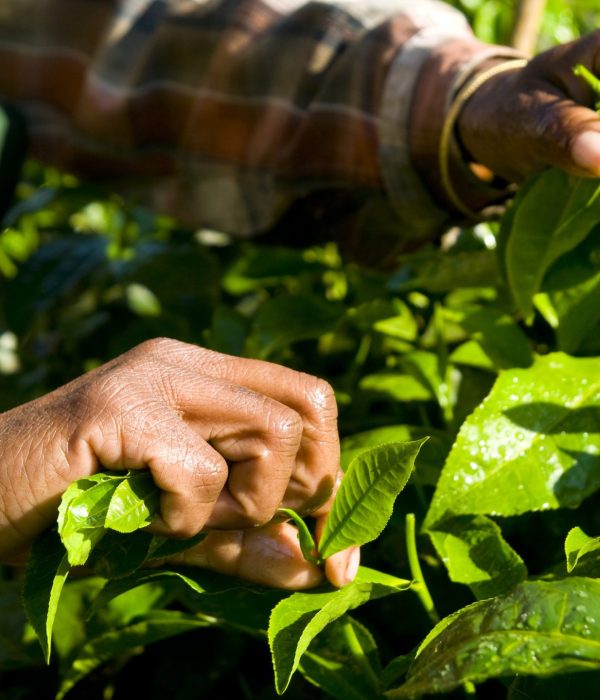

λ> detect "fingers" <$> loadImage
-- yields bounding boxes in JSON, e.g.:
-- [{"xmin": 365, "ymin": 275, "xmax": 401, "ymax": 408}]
[
  {"xmin": 314, "ymin": 512, "xmax": 360, "ymax": 588},
  {"xmin": 135, "ymin": 362, "xmax": 305, "ymax": 528},
  {"xmin": 163, "ymin": 519, "xmax": 360, "ymax": 590},
  {"xmin": 456, "ymin": 31, "xmax": 600, "ymax": 182},
  {"xmin": 146, "ymin": 340, "xmax": 340, "ymax": 516},
  {"xmin": 165, "ymin": 522, "xmax": 324, "ymax": 590},
  {"xmin": 85, "ymin": 405, "xmax": 228, "ymax": 538},
  {"xmin": 1, "ymin": 336, "xmax": 341, "ymax": 570}
]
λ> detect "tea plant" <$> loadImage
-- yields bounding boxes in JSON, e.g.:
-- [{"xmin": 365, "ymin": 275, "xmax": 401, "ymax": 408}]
[
  {"xmin": 0, "ymin": 152, "xmax": 596, "ymax": 698},
  {"xmin": 2, "ymin": 18, "xmax": 600, "ymax": 700}
]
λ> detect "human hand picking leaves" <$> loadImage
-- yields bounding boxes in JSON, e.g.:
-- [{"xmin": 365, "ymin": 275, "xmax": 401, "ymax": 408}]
[
  {"xmin": 457, "ymin": 30, "xmax": 600, "ymax": 183},
  {"xmin": 0, "ymin": 338, "xmax": 357, "ymax": 589}
]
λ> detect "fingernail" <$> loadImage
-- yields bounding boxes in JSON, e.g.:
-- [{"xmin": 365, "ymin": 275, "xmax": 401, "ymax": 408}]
[
  {"xmin": 572, "ymin": 131, "xmax": 600, "ymax": 173},
  {"xmin": 344, "ymin": 547, "xmax": 360, "ymax": 585}
]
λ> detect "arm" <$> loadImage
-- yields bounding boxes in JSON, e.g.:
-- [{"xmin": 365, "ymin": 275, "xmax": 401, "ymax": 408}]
[
  {"xmin": 3, "ymin": 2, "xmax": 600, "ymax": 265},
  {"xmin": 0, "ymin": 0, "xmax": 522, "ymax": 267}
]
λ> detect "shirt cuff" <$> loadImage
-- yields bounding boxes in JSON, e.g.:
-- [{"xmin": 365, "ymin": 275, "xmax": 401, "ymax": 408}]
[{"xmin": 380, "ymin": 16, "xmax": 525, "ymax": 241}]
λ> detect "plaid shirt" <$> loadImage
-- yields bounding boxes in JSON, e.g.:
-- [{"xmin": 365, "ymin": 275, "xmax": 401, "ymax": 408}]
[{"xmin": 0, "ymin": 0, "xmax": 521, "ymax": 264}]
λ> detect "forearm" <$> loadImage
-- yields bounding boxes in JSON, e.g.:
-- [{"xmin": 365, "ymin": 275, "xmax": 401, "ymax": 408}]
[{"xmin": 0, "ymin": 0, "xmax": 522, "ymax": 262}]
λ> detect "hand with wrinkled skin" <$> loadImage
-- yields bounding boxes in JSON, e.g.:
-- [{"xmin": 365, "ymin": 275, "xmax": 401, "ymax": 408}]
[
  {"xmin": 0, "ymin": 338, "xmax": 358, "ymax": 589},
  {"xmin": 458, "ymin": 30, "xmax": 600, "ymax": 183}
]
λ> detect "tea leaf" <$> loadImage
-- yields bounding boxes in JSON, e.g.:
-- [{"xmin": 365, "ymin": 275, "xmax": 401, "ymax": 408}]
[
  {"xmin": 425, "ymin": 353, "xmax": 600, "ymax": 528},
  {"xmin": 87, "ymin": 530, "xmax": 153, "ymax": 578},
  {"xmin": 299, "ymin": 616, "xmax": 384, "ymax": 700},
  {"xmin": 428, "ymin": 515, "xmax": 527, "ymax": 599},
  {"xmin": 565, "ymin": 527, "xmax": 600, "ymax": 574},
  {"xmin": 56, "ymin": 611, "xmax": 211, "ymax": 699},
  {"xmin": 319, "ymin": 440, "xmax": 426, "ymax": 559},
  {"xmin": 58, "ymin": 476, "xmax": 122, "ymax": 566},
  {"xmin": 269, "ymin": 567, "xmax": 410, "ymax": 694},
  {"xmin": 23, "ymin": 528, "xmax": 70, "ymax": 663},
  {"xmin": 388, "ymin": 578, "xmax": 600, "ymax": 698},
  {"xmin": 104, "ymin": 471, "xmax": 160, "ymax": 533},
  {"xmin": 504, "ymin": 169, "xmax": 600, "ymax": 320}
]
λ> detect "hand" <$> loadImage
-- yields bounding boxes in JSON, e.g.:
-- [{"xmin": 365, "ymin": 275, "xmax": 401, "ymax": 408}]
[
  {"xmin": 458, "ymin": 30, "xmax": 600, "ymax": 182},
  {"xmin": 0, "ymin": 338, "xmax": 358, "ymax": 588}
]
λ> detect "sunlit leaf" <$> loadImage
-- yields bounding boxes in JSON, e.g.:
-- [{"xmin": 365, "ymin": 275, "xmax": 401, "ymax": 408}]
[
  {"xmin": 425, "ymin": 353, "xmax": 600, "ymax": 528},
  {"xmin": 388, "ymin": 578, "xmax": 600, "ymax": 698},
  {"xmin": 319, "ymin": 440, "xmax": 426, "ymax": 559},
  {"xmin": 269, "ymin": 567, "xmax": 410, "ymax": 694}
]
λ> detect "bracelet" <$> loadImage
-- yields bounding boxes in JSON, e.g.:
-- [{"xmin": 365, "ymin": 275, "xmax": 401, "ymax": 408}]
[{"xmin": 438, "ymin": 58, "xmax": 529, "ymax": 219}]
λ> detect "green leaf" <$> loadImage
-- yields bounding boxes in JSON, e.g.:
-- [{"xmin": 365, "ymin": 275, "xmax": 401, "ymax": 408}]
[
  {"xmin": 278, "ymin": 508, "xmax": 321, "ymax": 565},
  {"xmin": 319, "ymin": 440, "xmax": 426, "ymax": 559},
  {"xmin": 58, "ymin": 477, "xmax": 122, "ymax": 566},
  {"xmin": 269, "ymin": 567, "xmax": 410, "ymax": 694},
  {"xmin": 5, "ymin": 235, "xmax": 108, "ymax": 334},
  {"xmin": 388, "ymin": 578, "xmax": 600, "ymax": 698},
  {"xmin": 427, "ymin": 515, "xmax": 527, "ymax": 599},
  {"xmin": 250, "ymin": 294, "xmax": 342, "ymax": 359},
  {"xmin": 56, "ymin": 611, "xmax": 211, "ymax": 700},
  {"xmin": 65, "ymin": 476, "xmax": 125, "ymax": 530},
  {"xmin": 146, "ymin": 532, "xmax": 207, "ymax": 561},
  {"xmin": 87, "ymin": 530, "xmax": 153, "ymax": 578},
  {"xmin": 341, "ymin": 425, "xmax": 450, "ymax": 485},
  {"xmin": 299, "ymin": 616, "xmax": 384, "ymax": 700},
  {"xmin": 504, "ymin": 169, "xmax": 600, "ymax": 319},
  {"xmin": 565, "ymin": 527, "xmax": 600, "ymax": 574},
  {"xmin": 425, "ymin": 353, "xmax": 600, "ymax": 528},
  {"xmin": 389, "ymin": 249, "xmax": 500, "ymax": 293},
  {"xmin": 222, "ymin": 245, "xmax": 323, "ymax": 295},
  {"xmin": 372, "ymin": 299, "xmax": 418, "ymax": 342},
  {"xmin": 22, "ymin": 528, "xmax": 70, "ymax": 663},
  {"xmin": 537, "ymin": 270, "xmax": 600, "ymax": 353},
  {"xmin": 104, "ymin": 471, "xmax": 160, "ymax": 533},
  {"xmin": 359, "ymin": 372, "xmax": 433, "ymax": 402},
  {"xmin": 451, "ymin": 307, "xmax": 533, "ymax": 369},
  {"xmin": 89, "ymin": 566, "xmax": 265, "ymax": 620}
]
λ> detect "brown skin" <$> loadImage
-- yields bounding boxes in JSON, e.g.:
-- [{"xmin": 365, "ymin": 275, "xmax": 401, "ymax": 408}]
[
  {"xmin": 0, "ymin": 338, "xmax": 356, "ymax": 589},
  {"xmin": 458, "ymin": 30, "xmax": 600, "ymax": 183}
]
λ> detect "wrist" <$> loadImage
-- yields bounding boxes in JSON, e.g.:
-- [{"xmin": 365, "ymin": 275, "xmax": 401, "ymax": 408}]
[{"xmin": 409, "ymin": 41, "xmax": 527, "ymax": 221}]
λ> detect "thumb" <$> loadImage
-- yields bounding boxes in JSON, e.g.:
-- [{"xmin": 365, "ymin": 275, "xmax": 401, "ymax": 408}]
[
  {"xmin": 162, "ymin": 522, "xmax": 324, "ymax": 590},
  {"xmin": 569, "ymin": 122, "xmax": 600, "ymax": 176}
]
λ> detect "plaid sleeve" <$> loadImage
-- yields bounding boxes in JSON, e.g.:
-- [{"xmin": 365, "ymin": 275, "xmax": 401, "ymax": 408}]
[{"xmin": 0, "ymin": 0, "xmax": 521, "ymax": 263}]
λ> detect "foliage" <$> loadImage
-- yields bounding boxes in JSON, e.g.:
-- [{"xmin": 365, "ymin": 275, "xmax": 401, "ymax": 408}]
[{"xmin": 2, "ymin": 3, "xmax": 600, "ymax": 699}]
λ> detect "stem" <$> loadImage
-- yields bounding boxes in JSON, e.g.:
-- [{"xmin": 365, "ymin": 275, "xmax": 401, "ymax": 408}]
[
  {"xmin": 341, "ymin": 619, "xmax": 380, "ymax": 689},
  {"xmin": 405, "ymin": 513, "xmax": 439, "ymax": 625},
  {"xmin": 573, "ymin": 64, "xmax": 600, "ymax": 111},
  {"xmin": 354, "ymin": 333, "xmax": 372, "ymax": 368}
]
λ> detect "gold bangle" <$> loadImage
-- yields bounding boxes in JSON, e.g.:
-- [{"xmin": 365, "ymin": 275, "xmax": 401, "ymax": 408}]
[{"xmin": 439, "ymin": 58, "xmax": 529, "ymax": 219}]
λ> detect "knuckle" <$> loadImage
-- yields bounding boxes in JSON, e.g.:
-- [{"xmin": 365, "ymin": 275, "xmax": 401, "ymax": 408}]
[
  {"xmin": 300, "ymin": 375, "xmax": 338, "ymax": 425},
  {"xmin": 188, "ymin": 451, "xmax": 228, "ymax": 497},
  {"xmin": 268, "ymin": 406, "xmax": 304, "ymax": 445},
  {"xmin": 132, "ymin": 337, "xmax": 183, "ymax": 362}
]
